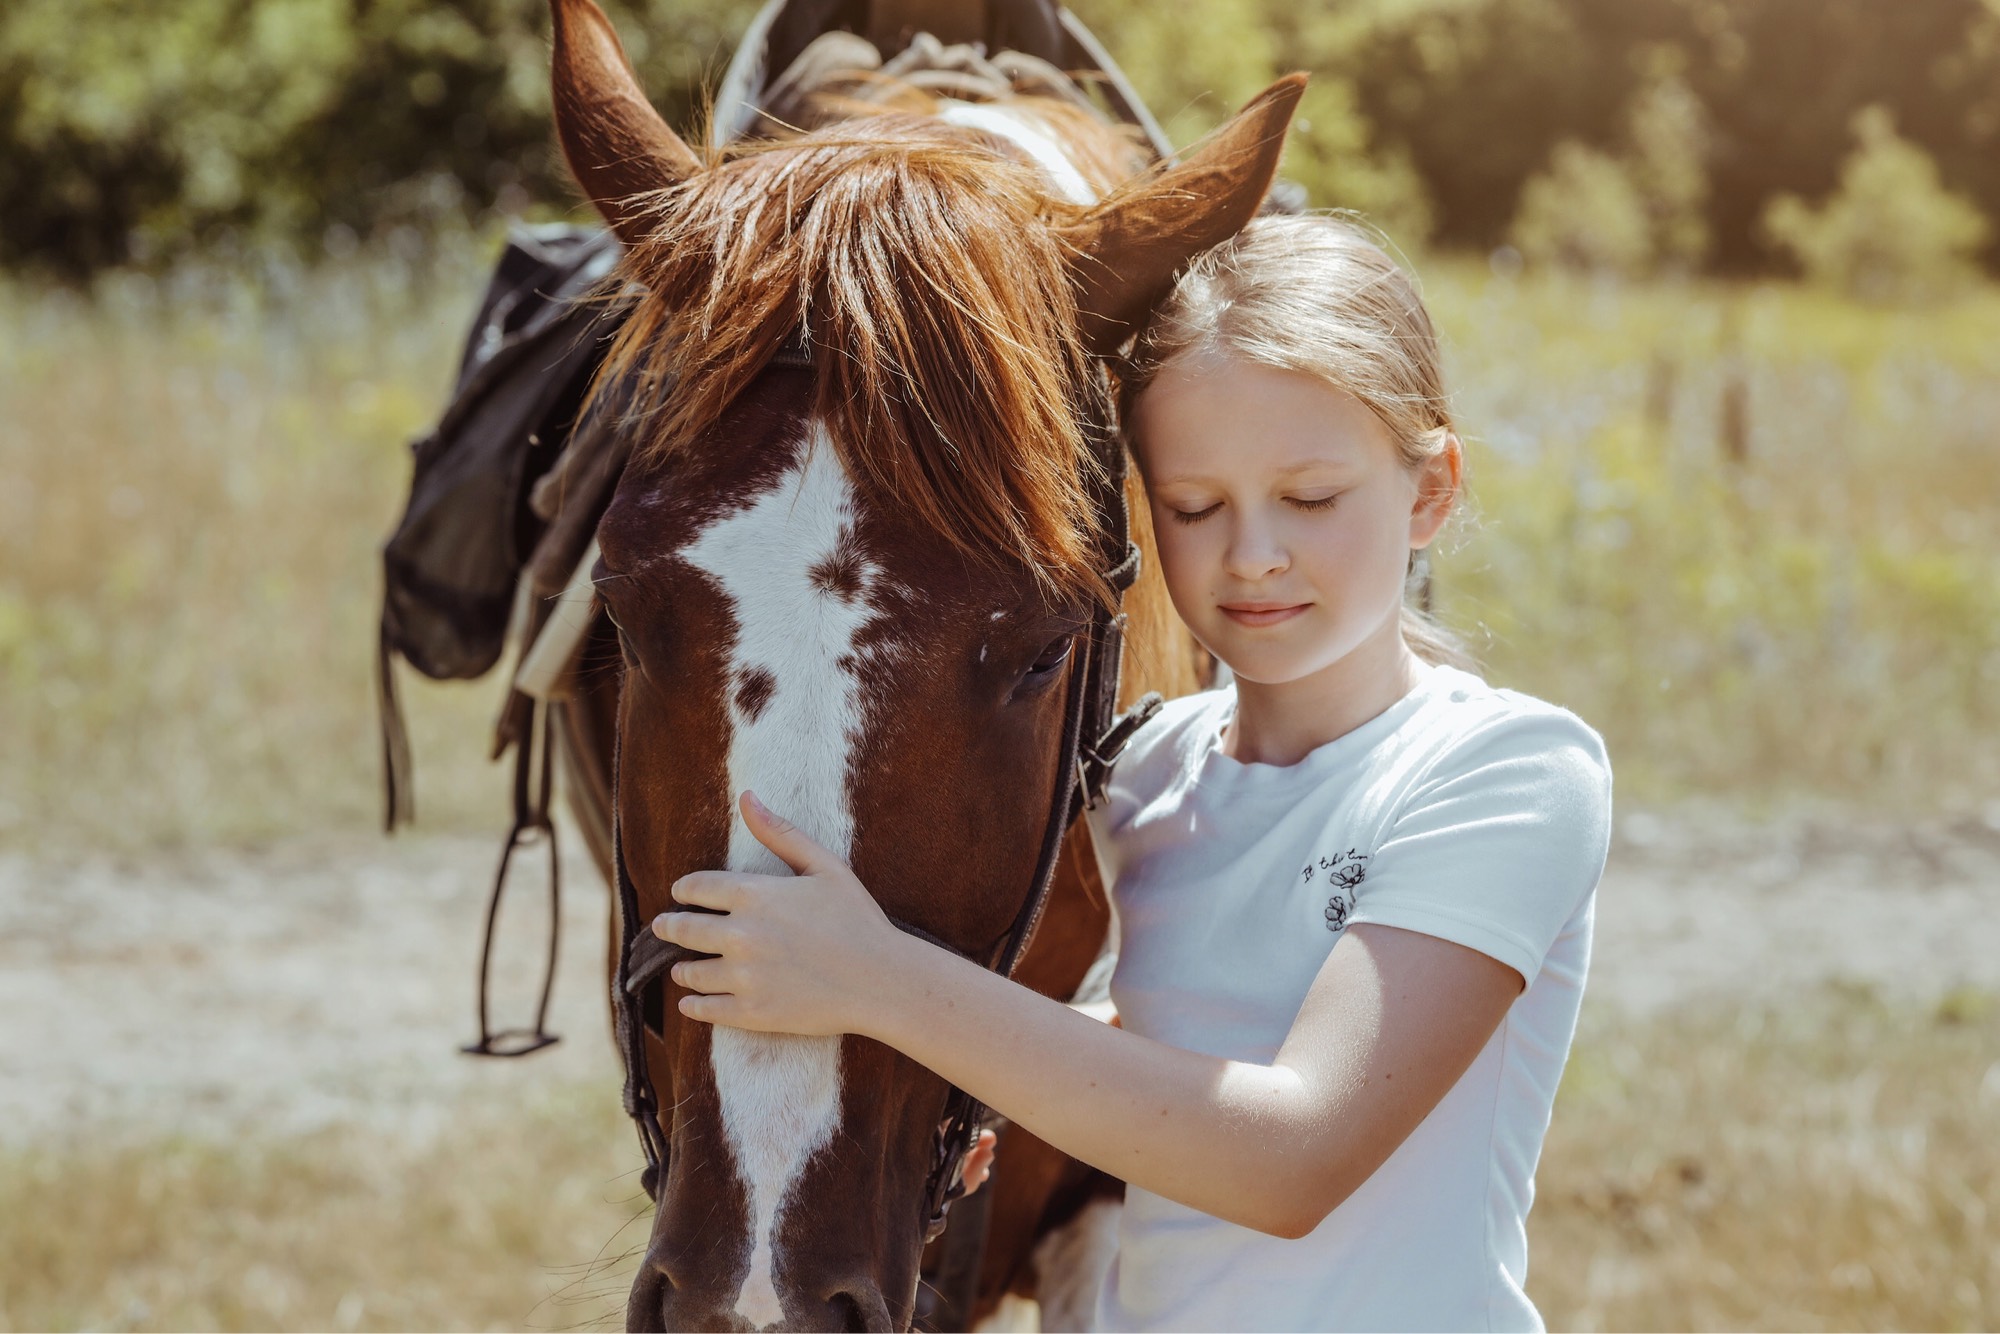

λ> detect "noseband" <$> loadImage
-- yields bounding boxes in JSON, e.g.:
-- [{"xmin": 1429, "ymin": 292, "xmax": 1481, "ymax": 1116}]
[{"xmin": 608, "ymin": 328, "xmax": 1160, "ymax": 1266}]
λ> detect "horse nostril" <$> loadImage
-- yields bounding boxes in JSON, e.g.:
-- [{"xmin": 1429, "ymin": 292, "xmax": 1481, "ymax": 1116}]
[
  {"xmin": 625, "ymin": 1258, "xmax": 674, "ymax": 1333},
  {"xmin": 826, "ymin": 1287, "xmax": 885, "ymax": 1333}
]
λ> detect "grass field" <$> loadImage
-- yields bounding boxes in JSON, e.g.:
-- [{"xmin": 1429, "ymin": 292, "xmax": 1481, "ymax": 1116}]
[
  {"xmin": 2, "ymin": 241, "xmax": 1996, "ymax": 1331},
  {"xmin": 0, "ymin": 241, "xmax": 514, "ymax": 849},
  {"xmin": 3, "ymin": 240, "xmax": 1996, "ymax": 853},
  {"xmin": 0, "ymin": 1080, "xmax": 646, "ymax": 1332},
  {"xmin": 1425, "ymin": 261, "xmax": 2000, "ymax": 813},
  {"xmin": 1532, "ymin": 987, "xmax": 2000, "ymax": 1331},
  {"xmin": 3, "ymin": 987, "xmax": 1993, "ymax": 1332}
]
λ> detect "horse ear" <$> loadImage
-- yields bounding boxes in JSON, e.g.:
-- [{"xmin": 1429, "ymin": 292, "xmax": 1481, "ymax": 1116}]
[
  {"xmin": 549, "ymin": 0, "xmax": 702, "ymax": 246},
  {"xmin": 1057, "ymin": 74, "xmax": 1307, "ymax": 356}
]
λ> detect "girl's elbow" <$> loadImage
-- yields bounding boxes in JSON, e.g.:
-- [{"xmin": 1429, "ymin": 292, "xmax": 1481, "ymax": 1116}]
[
  {"xmin": 1252, "ymin": 1210, "xmax": 1318, "ymax": 1241},
  {"xmin": 1243, "ymin": 1202, "xmax": 1327, "ymax": 1240},
  {"xmin": 1241, "ymin": 1175, "xmax": 1356, "ymax": 1240}
]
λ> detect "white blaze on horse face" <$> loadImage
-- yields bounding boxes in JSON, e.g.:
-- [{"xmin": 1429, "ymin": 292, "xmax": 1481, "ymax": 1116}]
[
  {"xmin": 939, "ymin": 102, "xmax": 1100, "ymax": 205},
  {"xmin": 677, "ymin": 425, "xmax": 886, "ymax": 1329}
]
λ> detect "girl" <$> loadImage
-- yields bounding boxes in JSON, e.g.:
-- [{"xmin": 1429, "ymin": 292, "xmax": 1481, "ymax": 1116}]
[{"xmin": 657, "ymin": 215, "xmax": 1613, "ymax": 1332}]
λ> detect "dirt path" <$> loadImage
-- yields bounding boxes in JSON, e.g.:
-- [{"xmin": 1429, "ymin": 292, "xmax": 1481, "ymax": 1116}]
[
  {"xmin": 1, "ymin": 831, "xmax": 620, "ymax": 1146},
  {"xmin": 1589, "ymin": 804, "xmax": 2000, "ymax": 1014},
  {"xmin": 7, "ymin": 807, "xmax": 1999, "ymax": 1145}
]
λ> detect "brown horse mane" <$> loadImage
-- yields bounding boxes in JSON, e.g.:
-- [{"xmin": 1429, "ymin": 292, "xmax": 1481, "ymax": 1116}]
[{"xmin": 596, "ymin": 96, "xmax": 1148, "ymax": 607}]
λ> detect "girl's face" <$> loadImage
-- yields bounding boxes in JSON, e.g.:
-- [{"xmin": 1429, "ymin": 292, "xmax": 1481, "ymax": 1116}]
[{"xmin": 1131, "ymin": 352, "xmax": 1457, "ymax": 687}]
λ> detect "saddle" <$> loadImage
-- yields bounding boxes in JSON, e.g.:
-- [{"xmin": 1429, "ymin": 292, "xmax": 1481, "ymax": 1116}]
[{"xmin": 375, "ymin": 223, "xmax": 621, "ymax": 828}]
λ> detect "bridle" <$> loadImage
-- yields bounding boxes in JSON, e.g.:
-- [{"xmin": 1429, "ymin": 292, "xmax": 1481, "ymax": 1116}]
[{"xmin": 608, "ymin": 325, "xmax": 1160, "ymax": 1270}]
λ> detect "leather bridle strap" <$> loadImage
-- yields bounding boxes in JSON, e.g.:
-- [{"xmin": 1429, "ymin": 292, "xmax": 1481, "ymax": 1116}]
[
  {"xmin": 611, "ymin": 753, "xmax": 673, "ymax": 1202},
  {"xmin": 918, "ymin": 599, "xmax": 1095, "ymax": 1242}
]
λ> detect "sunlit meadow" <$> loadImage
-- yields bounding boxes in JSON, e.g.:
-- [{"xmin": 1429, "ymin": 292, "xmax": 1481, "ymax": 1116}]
[
  {"xmin": 3, "ymin": 240, "xmax": 1997, "ymax": 1331},
  {"xmin": 4, "ymin": 242, "xmax": 1995, "ymax": 852},
  {"xmin": 0, "ymin": 236, "xmax": 513, "ymax": 850},
  {"xmin": 1426, "ymin": 259, "xmax": 2000, "ymax": 812}
]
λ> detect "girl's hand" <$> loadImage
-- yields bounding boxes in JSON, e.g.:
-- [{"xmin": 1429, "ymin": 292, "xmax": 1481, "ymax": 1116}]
[
  {"xmin": 654, "ymin": 790, "xmax": 900, "ymax": 1037},
  {"xmin": 962, "ymin": 1128, "xmax": 998, "ymax": 1197}
]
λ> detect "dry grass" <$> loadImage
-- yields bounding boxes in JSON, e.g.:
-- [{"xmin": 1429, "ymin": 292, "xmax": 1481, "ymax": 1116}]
[
  {"xmin": 1421, "ymin": 262, "xmax": 2000, "ymax": 813},
  {"xmin": 2, "ymin": 990, "xmax": 1991, "ymax": 1331},
  {"xmin": 0, "ymin": 1081, "xmax": 646, "ymax": 1333},
  {"xmin": 3, "ymin": 244, "xmax": 1997, "ymax": 840},
  {"xmin": 1530, "ymin": 987, "xmax": 2000, "ymax": 1331},
  {"xmin": 0, "ymin": 239, "xmax": 514, "ymax": 851},
  {"xmin": 5, "ymin": 244, "xmax": 1994, "ymax": 1332}
]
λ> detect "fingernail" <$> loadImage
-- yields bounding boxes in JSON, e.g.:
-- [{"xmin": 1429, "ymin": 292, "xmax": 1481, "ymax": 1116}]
[
  {"xmin": 743, "ymin": 790, "xmax": 766, "ymax": 815},
  {"xmin": 669, "ymin": 963, "xmax": 684, "ymax": 986},
  {"xmin": 652, "ymin": 913, "xmax": 671, "ymax": 939}
]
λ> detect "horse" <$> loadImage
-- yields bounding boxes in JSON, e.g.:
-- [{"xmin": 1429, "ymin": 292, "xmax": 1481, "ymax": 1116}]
[{"xmin": 536, "ymin": 1, "xmax": 1301, "ymax": 1326}]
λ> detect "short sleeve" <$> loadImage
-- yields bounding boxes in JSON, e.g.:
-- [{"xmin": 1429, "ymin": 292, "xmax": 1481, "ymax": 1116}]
[{"xmin": 1345, "ymin": 708, "xmax": 1613, "ymax": 985}]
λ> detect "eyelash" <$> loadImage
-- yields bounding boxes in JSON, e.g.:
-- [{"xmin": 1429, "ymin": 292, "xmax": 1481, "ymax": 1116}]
[{"xmin": 1168, "ymin": 495, "xmax": 1341, "ymax": 525}]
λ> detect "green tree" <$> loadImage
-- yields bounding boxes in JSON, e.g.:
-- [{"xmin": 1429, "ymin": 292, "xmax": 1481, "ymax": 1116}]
[
  {"xmin": 1761, "ymin": 105, "xmax": 1990, "ymax": 303},
  {"xmin": 0, "ymin": 0, "xmax": 754, "ymax": 277},
  {"xmin": 1284, "ymin": 79, "xmax": 1434, "ymax": 249},
  {"xmin": 1508, "ymin": 141, "xmax": 1654, "ymax": 276},
  {"xmin": 1508, "ymin": 60, "xmax": 1710, "ymax": 278},
  {"xmin": 1335, "ymin": 0, "xmax": 2000, "ymax": 275},
  {"xmin": 1624, "ymin": 65, "xmax": 1710, "ymax": 273},
  {"xmin": 1084, "ymin": 0, "xmax": 1432, "ymax": 245},
  {"xmin": 7, "ymin": 0, "xmax": 2000, "ymax": 279}
]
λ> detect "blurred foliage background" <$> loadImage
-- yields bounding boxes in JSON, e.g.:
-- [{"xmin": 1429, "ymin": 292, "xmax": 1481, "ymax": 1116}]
[{"xmin": 5, "ymin": 0, "xmax": 2000, "ymax": 285}]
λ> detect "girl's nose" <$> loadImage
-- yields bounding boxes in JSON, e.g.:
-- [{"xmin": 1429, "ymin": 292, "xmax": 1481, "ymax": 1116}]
[{"xmin": 1222, "ymin": 521, "xmax": 1290, "ymax": 581}]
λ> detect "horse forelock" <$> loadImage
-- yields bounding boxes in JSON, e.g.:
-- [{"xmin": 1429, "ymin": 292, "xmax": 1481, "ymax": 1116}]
[{"xmin": 597, "ymin": 111, "xmax": 1116, "ymax": 610}]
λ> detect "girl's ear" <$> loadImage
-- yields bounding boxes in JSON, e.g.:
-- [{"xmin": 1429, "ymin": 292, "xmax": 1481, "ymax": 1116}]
[{"xmin": 1409, "ymin": 434, "xmax": 1462, "ymax": 549}]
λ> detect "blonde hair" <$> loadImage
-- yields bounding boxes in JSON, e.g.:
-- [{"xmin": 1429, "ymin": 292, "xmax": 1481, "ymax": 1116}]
[{"xmin": 1122, "ymin": 213, "xmax": 1473, "ymax": 669}]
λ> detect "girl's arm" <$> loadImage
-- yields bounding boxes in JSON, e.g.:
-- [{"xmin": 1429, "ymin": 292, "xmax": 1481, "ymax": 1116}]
[{"xmin": 663, "ymin": 793, "xmax": 1520, "ymax": 1240}]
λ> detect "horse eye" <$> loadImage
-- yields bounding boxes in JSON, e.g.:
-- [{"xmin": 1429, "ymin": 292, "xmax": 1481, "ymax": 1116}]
[{"xmin": 1027, "ymin": 636, "xmax": 1074, "ymax": 675}]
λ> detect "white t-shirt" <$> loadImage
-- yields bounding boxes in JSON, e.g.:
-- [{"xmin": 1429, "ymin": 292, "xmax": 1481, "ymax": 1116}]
[{"xmin": 1085, "ymin": 662, "xmax": 1612, "ymax": 1333}]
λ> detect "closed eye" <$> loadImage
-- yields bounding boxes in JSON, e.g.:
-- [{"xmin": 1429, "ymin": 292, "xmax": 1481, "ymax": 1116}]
[
  {"xmin": 1288, "ymin": 493, "xmax": 1342, "ymax": 512},
  {"xmin": 1169, "ymin": 502, "xmax": 1222, "ymax": 525}
]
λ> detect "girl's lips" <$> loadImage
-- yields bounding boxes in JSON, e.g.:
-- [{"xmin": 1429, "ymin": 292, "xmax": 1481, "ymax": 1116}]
[{"xmin": 1219, "ymin": 603, "xmax": 1310, "ymax": 627}]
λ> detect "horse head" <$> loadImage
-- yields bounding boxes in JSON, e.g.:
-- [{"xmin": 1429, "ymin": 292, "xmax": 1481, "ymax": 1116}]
[{"xmin": 546, "ymin": 2, "xmax": 1301, "ymax": 1327}]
